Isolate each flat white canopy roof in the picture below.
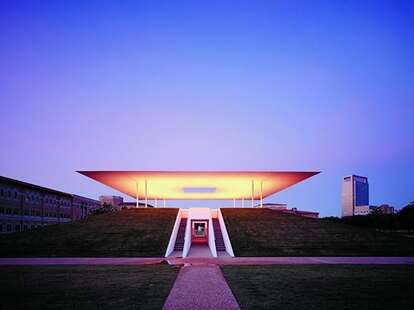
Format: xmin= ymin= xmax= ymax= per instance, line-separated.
xmin=78 ymin=171 xmax=319 ymax=200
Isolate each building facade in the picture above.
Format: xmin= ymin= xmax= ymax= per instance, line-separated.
xmin=99 ymin=195 xmax=124 ymax=208
xmin=370 ymin=204 xmax=395 ymax=214
xmin=262 ymin=203 xmax=319 ymax=218
xmin=341 ymin=175 xmax=369 ymax=217
xmin=0 ymin=176 xmax=101 ymax=234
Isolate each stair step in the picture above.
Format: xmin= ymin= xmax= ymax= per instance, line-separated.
xmin=174 ymin=218 xmax=187 ymax=251
xmin=212 ymin=219 xmax=227 ymax=252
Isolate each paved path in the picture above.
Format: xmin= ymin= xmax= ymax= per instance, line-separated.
xmin=1 ymin=256 xmax=414 ymax=266
xmin=167 ymin=256 xmax=414 ymax=265
xmin=0 ymin=257 xmax=164 ymax=265
xmin=163 ymin=265 xmax=240 ymax=310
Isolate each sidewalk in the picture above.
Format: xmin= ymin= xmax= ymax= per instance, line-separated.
xmin=163 ymin=265 xmax=240 ymax=310
xmin=1 ymin=256 xmax=414 ymax=266
xmin=0 ymin=257 xmax=164 ymax=265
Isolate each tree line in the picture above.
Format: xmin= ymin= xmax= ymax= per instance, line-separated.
xmin=323 ymin=202 xmax=414 ymax=232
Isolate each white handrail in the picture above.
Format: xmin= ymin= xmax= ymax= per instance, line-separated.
xmin=164 ymin=209 xmax=182 ymax=257
xmin=218 ymin=208 xmax=235 ymax=257
xmin=208 ymin=217 xmax=218 ymax=257
xmin=182 ymin=217 xmax=192 ymax=257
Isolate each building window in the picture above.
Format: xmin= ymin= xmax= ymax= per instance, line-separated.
xmin=6 ymin=224 xmax=11 ymax=232
xmin=0 ymin=224 xmax=2 ymax=232
xmin=23 ymin=225 xmax=28 ymax=231
xmin=15 ymin=224 xmax=20 ymax=232
xmin=30 ymin=225 xmax=35 ymax=230
xmin=0 ymin=207 xmax=4 ymax=214
xmin=6 ymin=208 xmax=11 ymax=214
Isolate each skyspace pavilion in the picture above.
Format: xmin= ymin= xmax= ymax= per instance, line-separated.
xmin=79 ymin=171 xmax=319 ymax=258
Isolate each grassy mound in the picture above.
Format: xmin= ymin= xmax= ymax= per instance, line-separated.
xmin=0 ymin=208 xmax=178 ymax=257
xmin=222 ymin=265 xmax=414 ymax=310
xmin=222 ymin=208 xmax=414 ymax=256
xmin=0 ymin=265 xmax=180 ymax=310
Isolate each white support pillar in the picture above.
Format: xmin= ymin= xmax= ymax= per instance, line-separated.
xmin=251 ymin=179 xmax=255 ymax=208
xmin=233 ymin=198 xmax=236 ymax=208
xmin=136 ymin=181 xmax=139 ymax=208
xmin=242 ymin=197 xmax=244 ymax=208
xmin=155 ymin=197 xmax=158 ymax=208
xmin=163 ymin=198 xmax=166 ymax=208
xmin=145 ymin=179 xmax=148 ymax=208
xmin=260 ymin=180 xmax=263 ymax=208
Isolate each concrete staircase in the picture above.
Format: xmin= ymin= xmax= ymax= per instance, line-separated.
xmin=174 ymin=218 xmax=187 ymax=251
xmin=212 ymin=218 xmax=226 ymax=252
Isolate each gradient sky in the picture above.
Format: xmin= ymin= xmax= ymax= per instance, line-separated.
xmin=1 ymin=0 xmax=413 ymax=216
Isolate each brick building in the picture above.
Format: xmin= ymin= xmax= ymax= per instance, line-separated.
xmin=0 ymin=176 xmax=101 ymax=234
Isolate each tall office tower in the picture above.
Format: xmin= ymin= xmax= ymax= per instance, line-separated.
xmin=341 ymin=175 xmax=369 ymax=217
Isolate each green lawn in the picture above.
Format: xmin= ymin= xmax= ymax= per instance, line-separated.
xmin=222 ymin=265 xmax=414 ymax=310
xmin=0 ymin=208 xmax=178 ymax=257
xmin=0 ymin=265 xmax=179 ymax=310
xmin=222 ymin=208 xmax=414 ymax=256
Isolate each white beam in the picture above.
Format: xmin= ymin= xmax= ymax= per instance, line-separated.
xmin=136 ymin=181 xmax=139 ymax=208
xmin=251 ymin=179 xmax=255 ymax=208
xmin=145 ymin=179 xmax=148 ymax=208
xmin=260 ymin=180 xmax=263 ymax=208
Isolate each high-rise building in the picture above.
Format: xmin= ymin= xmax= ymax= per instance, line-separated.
xmin=341 ymin=175 xmax=369 ymax=217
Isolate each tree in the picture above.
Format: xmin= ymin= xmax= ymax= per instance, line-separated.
xmin=398 ymin=202 xmax=414 ymax=231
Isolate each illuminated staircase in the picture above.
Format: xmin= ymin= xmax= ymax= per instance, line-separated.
xmin=212 ymin=218 xmax=226 ymax=252
xmin=174 ymin=218 xmax=187 ymax=251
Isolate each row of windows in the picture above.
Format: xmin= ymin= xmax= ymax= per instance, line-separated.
xmin=0 ymin=207 xmax=72 ymax=218
xmin=0 ymin=189 xmax=19 ymax=200
xmin=0 ymin=188 xmax=72 ymax=206
xmin=0 ymin=222 xmax=45 ymax=233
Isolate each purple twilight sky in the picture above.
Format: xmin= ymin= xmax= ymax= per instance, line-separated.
xmin=1 ymin=0 xmax=413 ymax=216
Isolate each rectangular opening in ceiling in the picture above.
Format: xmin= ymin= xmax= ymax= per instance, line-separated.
xmin=182 ymin=187 xmax=216 ymax=193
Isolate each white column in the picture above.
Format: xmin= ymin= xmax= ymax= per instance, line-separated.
xmin=136 ymin=181 xmax=139 ymax=208
xmin=242 ymin=197 xmax=244 ymax=208
xmin=233 ymin=198 xmax=236 ymax=208
xmin=155 ymin=197 xmax=158 ymax=208
xmin=251 ymin=179 xmax=255 ymax=208
xmin=145 ymin=179 xmax=148 ymax=208
xmin=163 ymin=198 xmax=166 ymax=208
xmin=260 ymin=180 xmax=263 ymax=208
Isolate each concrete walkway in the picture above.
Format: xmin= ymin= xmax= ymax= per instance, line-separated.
xmin=0 ymin=257 xmax=164 ymax=265
xmin=187 ymin=244 xmax=212 ymax=257
xmin=167 ymin=256 xmax=414 ymax=265
xmin=1 ymin=256 xmax=414 ymax=266
xmin=163 ymin=265 xmax=240 ymax=310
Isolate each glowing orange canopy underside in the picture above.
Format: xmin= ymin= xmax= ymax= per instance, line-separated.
xmin=78 ymin=171 xmax=319 ymax=200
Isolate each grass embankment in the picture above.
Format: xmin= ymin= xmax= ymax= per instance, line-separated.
xmin=222 ymin=265 xmax=414 ymax=310
xmin=222 ymin=208 xmax=414 ymax=256
xmin=0 ymin=265 xmax=179 ymax=310
xmin=0 ymin=208 xmax=178 ymax=257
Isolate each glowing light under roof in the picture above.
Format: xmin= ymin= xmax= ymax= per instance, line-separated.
xmin=78 ymin=171 xmax=320 ymax=200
